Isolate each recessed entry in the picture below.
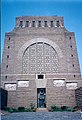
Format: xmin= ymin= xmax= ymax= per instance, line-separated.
xmin=37 ymin=88 xmax=46 ymax=108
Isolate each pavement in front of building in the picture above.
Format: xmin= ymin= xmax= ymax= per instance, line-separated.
xmin=1 ymin=112 xmax=82 ymax=120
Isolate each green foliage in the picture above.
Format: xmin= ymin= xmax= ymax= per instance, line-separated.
xmin=4 ymin=107 xmax=14 ymax=113
xmin=18 ymin=107 xmax=25 ymax=112
xmin=66 ymin=108 xmax=72 ymax=111
xmin=30 ymin=103 xmax=35 ymax=109
xmin=61 ymin=106 xmax=68 ymax=111
xmin=4 ymin=103 xmax=36 ymax=113
xmin=66 ymin=106 xmax=79 ymax=112
xmin=30 ymin=103 xmax=36 ymax=111
xmin=73 ymin=106 xmax=79 ymax=111
xmin=24 ymin=108 xmax=32 ymax=112
xmin=12 ymin=108 xmax=19 ymax=112
xmin=51 ymin=105 xmax=61 ymax=112
xmin=50 ymin=105 xmax=78 ymax=112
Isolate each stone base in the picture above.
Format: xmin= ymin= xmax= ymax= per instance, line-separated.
xmin=36 ymin=108 xmax=49 ymax=112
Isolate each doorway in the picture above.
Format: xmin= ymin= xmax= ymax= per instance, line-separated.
xmin=37 ymin=88 xmax=46 ymax=108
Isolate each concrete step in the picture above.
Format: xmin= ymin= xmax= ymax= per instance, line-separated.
xmin=36 ymin=108 xmax=49 ymax=112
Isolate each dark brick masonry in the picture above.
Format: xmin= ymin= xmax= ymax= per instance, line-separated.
xmin=75 ymin=87 xmax=82 ymax=108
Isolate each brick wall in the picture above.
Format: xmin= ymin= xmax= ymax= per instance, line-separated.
xmin=75 ymin=87 xmax=82 ymax=107
xmin=1 ymin=16 xmax=82 ymax=108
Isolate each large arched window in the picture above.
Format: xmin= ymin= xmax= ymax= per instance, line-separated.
xmin=22 ymin=42 xmax=58 ymax=74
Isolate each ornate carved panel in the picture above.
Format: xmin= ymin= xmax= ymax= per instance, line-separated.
xmin=53 ymin=80 xmax=65 ymax=87
xmin=5 ymin=83 xmax=16 ymax=91
xmin=22 ymin=42 xmax=58 ymax=74
xmin=66 ymin=83 xmax=78 ymax=89
xmin=18 ymin=80 xmax=29 ymax=87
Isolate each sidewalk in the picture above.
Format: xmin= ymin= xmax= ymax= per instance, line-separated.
xmin=1 ymin=111 xmax=82 ymax=120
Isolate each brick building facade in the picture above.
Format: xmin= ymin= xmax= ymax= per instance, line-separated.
xmin=1 ymin=16 xmax=82 ymax=109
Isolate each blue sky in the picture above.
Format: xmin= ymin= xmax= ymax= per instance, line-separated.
xmin=1 ymin=0 xmax=82 ymax=75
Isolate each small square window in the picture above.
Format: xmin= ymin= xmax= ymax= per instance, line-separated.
xmin=32 ymin=21 xmax=35 ymax=27
xmin=7 ymin=55 xmax=9 ymax=58
xmin=44 ymin=21 xmax=47 ymax=27
xmin=8 ymin=46 xmax=10 ymax=49
xmin=71 ymin=54 xmax=73 ymax=57
xmin=51 ymin=21 xmax=54 ymax=27
xmin=38 ymin=75 xmax=44 ymax=79
xmin=74 ymin=75 xmax=75 ymax=77
xmin=69 ymin=37 xmax=71 ymax=39
xmin=38 ymin=21 xmax=41 ymax=27
xmin=26 ymin=21 xmax=29 ymax=27
xmin=73 ymin=64 xmax=74 ymax=67
xmin=56 ymin=21 xmax=60 ymax=27
xmin=5 ymin=76 xmax=7 ymax=79
xmin=70 ymin=45 xmax=72 ymax=48
xmin=20 ymin=21 xmax=23 ymax=27
xmin=6 ymin=65 xmax=8 ymax=68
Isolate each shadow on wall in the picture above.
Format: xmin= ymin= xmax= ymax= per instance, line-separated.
xmin=0 ymin=88 xmax=8 ymax=110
